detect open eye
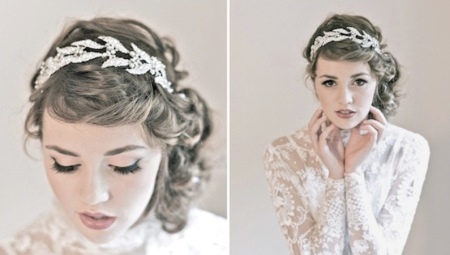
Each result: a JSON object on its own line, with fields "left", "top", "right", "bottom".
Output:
{"left": 111, "top": 160, "right": 141, "bottom": 175}
{"left": 52, "top": 158, "right": 80, "bottom": 173}
{"left": 322, "top": 80, "right": 336, "bottom": 87}
{"left": 354, "top": 79, "right": 367, "bottom": 86}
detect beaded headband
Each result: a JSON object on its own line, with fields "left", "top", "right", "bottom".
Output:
{"left": 309, "top": 26, "right": 381, "bottom": 61}
{"left": 34, "top": 36, "right": 173, "bottom": 93}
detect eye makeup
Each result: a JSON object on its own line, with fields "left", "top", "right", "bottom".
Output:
{"left": 51, "top": 158, "right": 142, "bottom": 175}
{"left": 110, "top": 160, "right": 142, "bottom": 175}
{"left": 52, "top": 157, "right": 80, "bottom": 173}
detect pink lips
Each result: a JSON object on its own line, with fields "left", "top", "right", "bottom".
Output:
{"left": 79, "top": 212, "right": 116, "bottom": 230}
{"left": 335, "top": 109, "right": 356, "bottom": 119}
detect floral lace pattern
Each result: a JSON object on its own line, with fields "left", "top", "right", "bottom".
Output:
{"left": 0, "top": 206, "right": 228, "bottom": 255}
{"left": 264, "top": 124, "right": 429, "bottom": 255}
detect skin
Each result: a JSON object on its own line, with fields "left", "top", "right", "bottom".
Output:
{"left": 41, "top": 111, "right": 162, "bottom": 243}
{"left": 308, "top": 57, "right": 387, "bottom": 179}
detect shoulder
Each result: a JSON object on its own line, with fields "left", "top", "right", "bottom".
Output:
{"left": 266, "top": 127, "right": 311, "bottom": 150}
{"left": 382, "top": 124, "right": 430, "bottom": 179}
{"left": 151, "top": 208, "right": 228, "bottom": 255}
{"left": 385, "top": 123, "right": 430, "bottom": 155}
{"left": 0, "top": 209, "right": 68, "bottom": 255}
{"left": 264, "top": 127, "right": 313, "bottom": 164}
{"left": 185, "top": 208, "right": 227, "bottom": 234}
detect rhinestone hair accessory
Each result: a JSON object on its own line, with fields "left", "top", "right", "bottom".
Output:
{"left": 309, "top": 27, "right": 382, "bottom": 61}
{"left": 34, "top": 36, "right": 173, "bottom": 93}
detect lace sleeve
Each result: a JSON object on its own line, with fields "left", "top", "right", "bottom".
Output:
{"left": 345, "top": 134, "right": 430, "bottom": 255}
{"left": 264, "top": 141, "right": 346, "bottom": 255}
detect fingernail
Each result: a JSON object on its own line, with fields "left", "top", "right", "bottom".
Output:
{"left": 360, "top": 129, "right": 368, "bottom": 135}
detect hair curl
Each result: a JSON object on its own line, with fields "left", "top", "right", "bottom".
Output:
{"left": 25, "top": 17, "right": 212, "bottom": 233}
{"left": 303, "top": 14, "right": 402, "bottom": 118}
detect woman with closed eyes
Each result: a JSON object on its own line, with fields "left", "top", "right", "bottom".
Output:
{"left": 264, "top": 14, "right": 430, "bottom": 254}
{"left": 0, "top": 17, "right": 226, "bottom": 255}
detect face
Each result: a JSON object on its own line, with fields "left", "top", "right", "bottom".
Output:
{"left": 314, "top": 57, "right": 378, "bottom": 129}
{"left": 42, "top": 111, "right": 162, "bottom": 244}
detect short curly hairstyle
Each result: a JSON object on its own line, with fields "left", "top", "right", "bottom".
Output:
{"left": 25, "top": 17, "right": 212, "bottom": 233}
{"left": 303, "top": 14, "right": 402, "bottom": 118}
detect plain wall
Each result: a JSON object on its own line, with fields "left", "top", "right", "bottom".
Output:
{"left": 0, "top": 0, "right": 226, "bottom": 239}
{"left": 231, "top": 0, "right": 450, "bottom": 254}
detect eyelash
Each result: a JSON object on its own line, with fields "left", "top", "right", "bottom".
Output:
{"left": 354, "top": 79, "right": 367, "bottom": 86}
{"left": 321, "top": 79, "right": 367, "bottom": 87}
{"left": 51, "top": 158, "right": 141, "bottom": 175}
{"left": 322, "top": 80, "right": 336, "bottom": 87}
{"left": 52, "top": 159, "right": 80, "bottom": 173}
{"left": 112, "top": 161, "right": 141, "bottom": 175}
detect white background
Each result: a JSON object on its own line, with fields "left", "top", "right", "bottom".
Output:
{"left": 0, "top": 0, "right": 226, "bottom": 239}
{"left": 231, "top": 0, "right": 450, "bottom": 254}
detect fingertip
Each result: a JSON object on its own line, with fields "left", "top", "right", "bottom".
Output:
{"left": 360, "top": 128, "right": 369, "bottom": 135}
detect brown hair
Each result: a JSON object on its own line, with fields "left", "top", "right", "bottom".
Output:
{"left": 304, "top": 14, "right": 401, "bottom": 118}
{"left": 25, "top": 17, "right": 212, "bottom": 233}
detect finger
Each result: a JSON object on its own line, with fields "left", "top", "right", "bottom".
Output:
{"left": 362, "top": 119, "right": 385, "bottom": 142}
{"left": 318, "top": 123, "right": 336, "bottom": 149}
{"left": 359, "top": 124, "right": 378, "bottom": 145}
{"left": 330, "top": 126, "right": 345, "bottom": 156}
{"left": 309, "top": 115, "right": 327, "bottom": 137}
{"left": 370, "top": 106, "right": 387, "bottom": 125}
{"left": 309, "top": 115, "right": 327, "bottom": 151}
{"left": 308, "top": 106, "right": 324, "bottom": 129}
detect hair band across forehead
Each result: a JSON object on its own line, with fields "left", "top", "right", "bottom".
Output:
{"left": 309, "top": 26, "right": 382, "bottom": 61}
{"left": 34, "top": 36, "right": 173, "bottom": 93}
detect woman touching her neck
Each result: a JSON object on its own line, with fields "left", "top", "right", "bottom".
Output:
{"left": 265, "top": 14, "right": 429, "bottom": 255}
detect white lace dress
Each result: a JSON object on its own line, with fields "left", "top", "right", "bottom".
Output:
{"left": 0, "top": 206, "right": 228, "bottom": 255}
{"left": 264, "top": 124, "right": 429, "bottom": 255}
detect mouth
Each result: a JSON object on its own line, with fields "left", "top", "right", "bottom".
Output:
{"left": 335, "top": 109, "right": 356, "bottom": 119}
{"left": 79, "top": 212, "right": 116, "bottom": 230}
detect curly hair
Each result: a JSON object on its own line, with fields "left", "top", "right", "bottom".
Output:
{"left": 303, "top": 14, "right": 402, "bottom": 118}
{"left": 25, "top": 17, "right": 212, "bottom": 233}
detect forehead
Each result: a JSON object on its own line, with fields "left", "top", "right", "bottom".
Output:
{"left": 315, "top": 57, "right": 372, "bottom": 77}
{"left": 42, "top": 111, "right": 150, "bottom": 150}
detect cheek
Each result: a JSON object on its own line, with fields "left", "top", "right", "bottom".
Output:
{"left": 113, "top": 158, "right": 161, "bottom": 210}
{"left": 314, "top": 87, "right": 333, "bottom": 109}
{"left": 359, "top": 85, "right": 377, "bottom": 107}
{"left": 45, "top": 169, "right": 75, "bottom": 206}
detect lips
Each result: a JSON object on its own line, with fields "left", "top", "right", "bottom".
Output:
{"left": 335, "top": 109, "right": 356, "bottom": 119}
{"left": 79, "top": 212, "right": 116, "bottom": 230}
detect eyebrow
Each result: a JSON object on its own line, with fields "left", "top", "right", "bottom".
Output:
{"left": 318, "top": 72, "right": 371, "bottom": 79}
{"left": 45, "top": 145, "right": 147, "bottom": 157}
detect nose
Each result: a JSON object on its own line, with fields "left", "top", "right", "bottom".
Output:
{"left": 80, "top": 165, "right": 110, "bottom": 205}
{"left": 337, "top": 86, "right": 353, "bottom": 105}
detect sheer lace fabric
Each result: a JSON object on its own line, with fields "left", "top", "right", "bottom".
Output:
{"left": 264, "top": 124, "right": 429, "bottom": 255}
{"left": 0, "top": 206, "right": 228, "bottom": 255}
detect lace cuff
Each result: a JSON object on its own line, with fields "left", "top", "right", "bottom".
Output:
{"left": 345, "top": 172, "right": 386, "bottom": 254}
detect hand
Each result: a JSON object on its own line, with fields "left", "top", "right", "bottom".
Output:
{"left": 344, "top": 106, "right": 387, "bottom": 174}
{"left": 308, "top": 107, "right": 345, "bottom": 179}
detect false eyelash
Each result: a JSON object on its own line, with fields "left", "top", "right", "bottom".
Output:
{"left": 112, "top": 160, "right": 142, "bottom": 175}
{"left": 52, "top": 158, "right": 79, "bottom": 173}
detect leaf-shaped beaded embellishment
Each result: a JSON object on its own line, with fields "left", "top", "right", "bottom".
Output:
{"left": 35, "top": 36, "right": 173, "bottom": 93}
{"left": 309, "top": 26, "right": 382, "bottom": 60}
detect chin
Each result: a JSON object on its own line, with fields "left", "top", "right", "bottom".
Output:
{"left": 73, "top": 218, "right": 124, "bottom": 244}
{"left": 330, "top": 116, "right": 364, "bottom": 130}
{"left": 79, "top": 228, "right": 122, "bottom": 244}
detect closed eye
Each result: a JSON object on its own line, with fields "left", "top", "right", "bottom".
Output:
{"left": 111, "top": 160, "right": 141, "bottom": 175}
{"left": 52, "top": 158, "right": 80, "bottom": 173}
{"left": 322, "top": 80, "right": 336, "bottom": 87}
